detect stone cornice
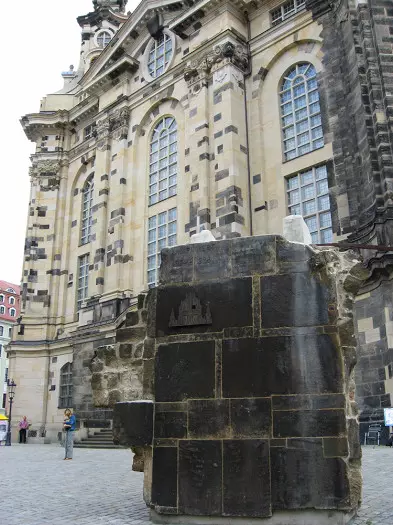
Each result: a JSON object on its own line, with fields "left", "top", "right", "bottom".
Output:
{"left": 21, "top": 110, "right": 70, "bottom": 142}
{"left": 70, "top": 97, "right": 100, "bottom": 125}
{"left": 83, "top": 54, "right": 139, "bottom": 95}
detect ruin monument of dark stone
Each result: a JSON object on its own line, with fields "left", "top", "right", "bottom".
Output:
{"left": 91, "top": 235, "right": 366, "bottom": 525}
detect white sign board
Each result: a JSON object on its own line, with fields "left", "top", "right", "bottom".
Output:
{"left": 0, "top": 422, "right": 8, "bottom": 442}
{"left": 384, "top": 407, "right": 393, "bottom": 426}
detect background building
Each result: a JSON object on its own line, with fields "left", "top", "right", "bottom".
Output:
{"left": 0, "top": 281, "right": 20, "bottom": 415}
{"left": 7, "top": 0, "right": 393, "bottom": 443}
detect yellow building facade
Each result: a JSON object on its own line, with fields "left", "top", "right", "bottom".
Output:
{"left": 8, "top": 0, "right": 393, "bottom": 443}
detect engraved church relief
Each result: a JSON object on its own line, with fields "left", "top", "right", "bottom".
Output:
{"left": 169, "top": 292, "right": 212, "bottom": 328}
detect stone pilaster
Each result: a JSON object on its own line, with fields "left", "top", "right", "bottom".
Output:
{"left": 90, "top": 114, "right": 111, "bottom": 298}
{"left": 184, "top": 63, "right": 211, "bottom": 234}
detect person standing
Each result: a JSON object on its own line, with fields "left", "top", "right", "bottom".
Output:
{"left": 18, "top": 416, "right": 30, "bottom": 443}
{"left": 63, "top": 408, "right": 76, "bottom": 460}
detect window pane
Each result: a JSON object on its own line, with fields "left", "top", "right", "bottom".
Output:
{"left": 318, "top": 195, "right": 330, "bottom": 211}
{"left": 283, "top": 126, "right": 295, "bottom": 139}
{"left": 147, "top": 208, "right": 177, "bottom": 287}
{"left": 317, "top": 179, "right": 328, "bottom": 194}
{"left": 303, "top": 200, "right": 316, "bottom": 215}
{"left": 302, "top": 184, "right": 315, "bottom": 200}
{"left": 287, "top": 177, "right": 299, "bottom": 190}
{"left": 315, "top": 165, "right": 327, "bottom": 180}
{"left": 319, "top": 212, "right": 332, "bottom": 228}
{"left": 305, "top": 216, "right": 318, "bottom": 232}
{"left": 289, "top": 204, "right": 301, "bottom": 215}
{"left": 288, "top": 189, "right": 300, "bottom": 204}
{"left": 321, "top": 228, "right": 333, "bottom": 243}
{"left": 300, "top": 170, "right": 313, "bottom": 185}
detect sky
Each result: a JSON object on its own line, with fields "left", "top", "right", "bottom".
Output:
{"left": 0, "top": 0, "right": 139, "bottom": 286}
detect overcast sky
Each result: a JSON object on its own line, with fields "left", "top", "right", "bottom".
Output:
{"left": 0, "top": 0, "right": 139, "bottom": 285}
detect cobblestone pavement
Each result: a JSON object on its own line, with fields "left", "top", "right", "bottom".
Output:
{"left": 0, "top": 444, "right": 391, "bottom": 525}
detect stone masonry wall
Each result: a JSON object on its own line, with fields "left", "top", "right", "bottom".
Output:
{"left": 92, "top": 236, "right": 367, "bottom": 524}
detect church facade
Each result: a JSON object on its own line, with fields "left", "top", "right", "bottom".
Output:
{"left": 7, "top": 0, "right": 393, "bottom": 442}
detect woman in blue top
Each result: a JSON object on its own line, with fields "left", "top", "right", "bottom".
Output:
{"left": 63, "top": 409, "right": 76, "bottom": 460}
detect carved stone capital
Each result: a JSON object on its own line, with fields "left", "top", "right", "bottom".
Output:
{"left": 184, "top": 41, "right": 249, "bottom": 86}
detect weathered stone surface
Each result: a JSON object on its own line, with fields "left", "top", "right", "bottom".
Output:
{"left": 222, "top": 335, "right": 342, "bottom": 398}
{"left": 230, "top": 398, "right": 272, "bottom": 438}
{"left": 188, "top": 399, "right": 230, "bottom": 438}
{"left": 223, "top": 439, "right": 271, "bottom": 517}
{"left": 271, "top": 445, "right": 351, "bottom": 510}
{"left": 261, "top": 273, "right": 331, "bottom": 328}
{"left": 113, "top": 401, "right": 153, "bottom": 447}
{"left": 151, "top": 447, "right": 177, "bottom": 508}
{"left": 179, "top": 440, "right": 222, "bottom": 516}
{"left": 155, "top": 341, "right": 215, "bottom": 402}
{"left": 154, "top": 411, "right": 187, "bottom": 439}
{"left": 110, "top": 236, "right": 362, "bottom": 523}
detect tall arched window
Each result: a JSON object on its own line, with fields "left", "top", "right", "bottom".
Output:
{"left": 9, "top": 297, "right": 15, "bottom": 305}
{"left": 148, "top": 33, "right": 173, "bottom": 79}
{"left": 149, "top": 117, "right": 177, "bottom": 205}
{"left": 0, "top": 326, "right": 3, "bottom": 336}
{"left": 59, "top": 362, "right": 73, "bottom": 409}
{"left": 81, "top": 177, "right": 94, "bottom": 245}
{"left": 9, "top": 308, "right": 16, "bottom": 317}
{"left": 280, "top": 63, "right": 324, "bottom": 161}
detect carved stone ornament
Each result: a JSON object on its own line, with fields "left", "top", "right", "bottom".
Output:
{"left": 169, "top": 292, "right": 212, "bottom": 328}
{"left": 31, "top": 160, "right": 61, "bottom": 177}
{"left": 96, "top": 115, "right": 110, "bottom": 142}
{"left": 184, "top": 42, "right": 249, "bottom": 85}
{"left": 110, "top": 106, "right": 130, "bottom": 142}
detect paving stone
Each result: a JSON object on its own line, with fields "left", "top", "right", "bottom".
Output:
{"left": 0, "top": 445, "right": 392, "bottom": 524}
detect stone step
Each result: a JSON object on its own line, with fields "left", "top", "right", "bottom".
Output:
{"left": 74, "top": 429, "right": 123, "bottom": 449}
{"left": 80, "top": 439, "right": 115, "bottom": 444}
{"left": 74, "top": 443, "right": 123, "bottom": 449}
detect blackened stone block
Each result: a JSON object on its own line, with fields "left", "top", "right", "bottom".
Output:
{"left": 113, "top": 401, "right": 153, "bottom": 446}
{"left": 155, "top": 341, "right": 215, "bottom": 402}
{"left": 276, "top": 237, "right": 313, "bottom": 273}
{"left": 154, "top": 411, "right": 187, "bottom": 439}
{"left": 188, "top": 400, "right": 230, "bottom": 438}
{"left": 152, "top": 447, "right": 178, "bottom": 508}
{"left": 273, "top": 410, "right": 346, "bottom": 438}
{"left": 231, "top": 236, "right": 276, "bottom": 276}
{"left": 230, "top": 398, "right": 272, "bottom": 438}
{"left": 261, "top": 273, "right": 330, "bottom": 327}
{"left": 272, "top": 394, "right": 345, "bottom": 411}
{"left": 194, "top": 241, "right": 231, "bottom": 281}
{"left": 323, "top": 438, "right": 349, "bottom": 457}
{"left": 179, "top": 440, "right": 222, "bottom": 516}
{"left": 271, "top": 446, "right": 350, "bottom": 510}
{"left": 160, "top": 245, "right": 193, "bottom": 284}
{"left": 222, "top": 335, "right": 342, "bottom": 398}
{"left": 223, "top": 440, "right": 271, "bottom": 517}
{"left": 155, "top": 279, "right": 252, "bottom": 336}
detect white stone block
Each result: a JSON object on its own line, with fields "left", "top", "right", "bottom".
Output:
{"left": 283, "top": 215, "right": 312, "bottom": 245}
{"left": 190, "top": 230, "right": 217, "bottom": 244}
